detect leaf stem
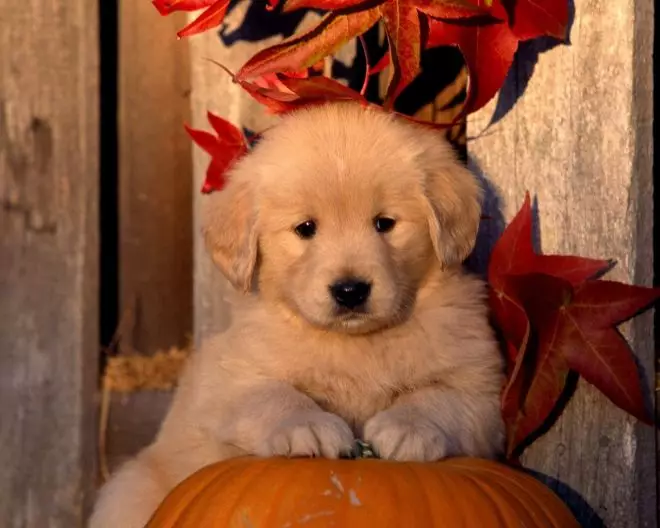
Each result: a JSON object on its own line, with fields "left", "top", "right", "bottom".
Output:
{"left": 358, "top": 35, "right": 371, "bottom": 97}
{"left": 203, "top": 57, "right": 238, "bottom": 82}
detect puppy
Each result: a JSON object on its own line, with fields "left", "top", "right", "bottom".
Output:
{"left": 89, "top": 102, "right": 504, "bottom": 528}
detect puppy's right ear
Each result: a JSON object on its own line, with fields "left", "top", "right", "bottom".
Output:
{"left": 202, "top": 177, "right": 258, "bottom": 293}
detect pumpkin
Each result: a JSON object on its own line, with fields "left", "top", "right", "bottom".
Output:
{"left": 147, "top": 455, "right": 579, "bottom": 527}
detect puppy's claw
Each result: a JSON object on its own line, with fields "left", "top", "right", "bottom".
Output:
{"left": 258, "top": 411, "right": 355, "bottom": 459}
{"left": 364, "top": 409, "right": 450, "bottom": 462}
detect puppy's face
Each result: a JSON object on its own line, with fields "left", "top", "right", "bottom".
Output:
{"left": 203, "top": 104, "right": 482, "bottom": 334}
{"left": 256, "top": 157, "right": 435, "bottom": 333}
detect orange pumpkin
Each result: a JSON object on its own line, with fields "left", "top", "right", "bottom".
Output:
{"left": 147, "top": 456, "right": 579, "bottom": 527}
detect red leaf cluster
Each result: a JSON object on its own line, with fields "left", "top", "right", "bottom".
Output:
{"left": 236, "top": 0, "right": 568, "bottom": 116}
{"left": 185, "top": 112, "right": 249, "bottom": 193}
{"left": 154, "top": 0, "right": 569, "bottom": 119}
{"left": 152, "top": 0, "right": 231, "bottom": 38}
{"left": 491, "top": 194, "right": 658, "bottom": 457}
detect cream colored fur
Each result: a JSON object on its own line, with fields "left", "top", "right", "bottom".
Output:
{"left": 89, "top": 103, "right": 504, "bottom": 528}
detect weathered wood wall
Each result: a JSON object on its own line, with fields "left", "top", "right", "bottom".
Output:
{"left": 0, "top": 1, "right": 99, "bottom": 526}
{"left": 118, "top": 7, "right": 193, "bottom": 357}
{"left": 106, "top": 5, "right": 193, "bottom": 473}
{"left": 467, "top": 0, "right": 655, "bottom": 525}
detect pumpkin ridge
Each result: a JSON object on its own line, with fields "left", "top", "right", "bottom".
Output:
{"left": 460, "top": 462, "right": 576, "bottom": 526}
{"left": 259, "top": 458, "right": 304, "bottom": 527}
{"left": 432, "top": 458, "right": 496, "bottom": 528}
{"left": 408, "top": 463, "right": 439, "bottom": 525}
{"left": 147, "top": 460, "right": 238, "bottom": 526}
{"left": 193, "top": 457, "right": 272, "bottom": 526}
{"left": 229, "top": 458, "right": 291, "bottom": 527}
{"left": 462, "top": 465, "right": 537, "bottom": 526}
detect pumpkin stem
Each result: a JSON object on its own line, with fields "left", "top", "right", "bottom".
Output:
{"left": 344, "top": 440, "right": 379, "bottom": 460}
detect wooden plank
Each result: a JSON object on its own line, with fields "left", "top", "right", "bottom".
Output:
{"left": 467, "top": 0, "right": 655, "bottom": 525}
{"left": 103, "top": 7, "right": 194, "bottom": 477}
{"left": 0, "top": 1, "right": 99, "bottom": 525}
{"left": 118, "top": 7, "right": 193, "bottom": 355}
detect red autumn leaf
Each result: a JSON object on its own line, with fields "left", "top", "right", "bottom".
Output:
{"left": 277, "top": 75, "right": 368, "bottom": 105}
{"left": 558, "top": 280, "right": 659, "bottom": 423}
{"left": 242, "top": 74, "right": 367, "bottom": 113}
{"left": 152, "top": 0, "right": 216, "bottom": 15}
{"left": 283, "top": 0, "right": 478, "bottom": 15}
{"left": 488, "top": 192, "right": 608, "bottom": 361}
{"left": 487, "top": 191, "right": 536, "bottom": 285}
{"left": 212, "top": 59, "right": 368, "bottom": 113}
{"left": 283, "top": 0, "right": 367, "bottom": 9}
{"left": 425, "top": 0, "right": 568, "bottom": 114}
{"left": 500, "top": 0, "right": 568, "bottom": 41}
{"left": 489, "top": 193, "right": 657, "bottom": 457}
{"left": 241, "top": 80, "right": 303, "bottom": 113}
{"left": 502, "top": 273, "right": 660, "bottom": 454}
{"left": 178, "top": 0, "right": 231, "bottom": 38}
{"left": 488, "top": 192, "right": 609, "bottom": 289}
{"left": 378, "top": 0, "right": 422, "bottom": 107}
{"left": 425, "top": 14, "right": 518, "bottom": 117}
{"left": 238, "top": 10, "right": 382, "bottom": 82}
{"left": 185, "top": 112, "right": 248, "bottom": 193}
{"left": 501, "top": 319, "right": 571, "bottom": 457}
{"left": 153, "top": 0, "right": 231, "bottom": 38}
{"left": 501, "top": 273, "right": 658, "bottom": 456}
{"left": 489, "top": 286, "right": 529, "bottom": 362}
{"left": 500, "top": 273, "right": 573, "bottom": 457}
{"left": 370, "top": 52, "right": 391, "bottom": 76}
{"left": 251, "top": 68, "right": 313, "bottom": 93}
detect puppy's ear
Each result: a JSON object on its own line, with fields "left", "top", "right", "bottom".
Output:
{"left": 421, "top": 147, "right": 482, "bottom": 268}
{"left": 202, "top": 177, "right": 258, "bottom": 293}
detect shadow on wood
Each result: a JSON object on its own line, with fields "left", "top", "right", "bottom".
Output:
{"left": 523, "top": 468, "right": 606, "bottom": 528}
{"left": 488, "top": 0, "right": 576, "bottom": 129}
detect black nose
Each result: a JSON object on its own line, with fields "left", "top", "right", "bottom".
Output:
{"left": 329, "top": 279, "right": 372, "bottom": 310}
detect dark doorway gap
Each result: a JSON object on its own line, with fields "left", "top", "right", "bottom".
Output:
{"left": 99, "top": 0, "right": 119, "bottom": 363}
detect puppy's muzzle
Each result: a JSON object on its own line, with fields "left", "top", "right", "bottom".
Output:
{"left": 329, "top": 279, "right": 371, "bottom": 310}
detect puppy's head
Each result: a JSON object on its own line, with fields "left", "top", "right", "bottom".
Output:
{"left": 203, "top": 103, "right": 481, "bottom": 333}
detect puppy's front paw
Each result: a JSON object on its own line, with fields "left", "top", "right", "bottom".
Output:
{"left": 363, "top": 409, "right": 450, "bottom": 462}
{"left": 258, "top": 411, "right": 354, "bottom": 459}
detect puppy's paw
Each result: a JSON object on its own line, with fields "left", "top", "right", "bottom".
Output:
{"left": 363, "top": 409, "right": 450, "bottom": 462}
{"left": 258, "top": 411, "right": 355, "bottom": 459}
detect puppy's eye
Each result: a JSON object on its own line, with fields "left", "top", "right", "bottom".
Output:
{"left": 295, "top": 220, "right": 317, "bottom": 239}
{"left": 374, "top": 216, "right": 396, "bottom": 234}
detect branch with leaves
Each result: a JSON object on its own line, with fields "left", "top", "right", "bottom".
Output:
{"left": 154, "top": 0, "right": 569, "bottom": 118}
{"left": 153, "top": 0, "right": 658, "bottom": 460}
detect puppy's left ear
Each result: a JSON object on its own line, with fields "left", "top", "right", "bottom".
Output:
{"left": 421, "top": 146, "right": 482, "bottom": 268}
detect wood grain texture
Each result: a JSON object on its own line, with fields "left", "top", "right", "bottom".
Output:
{"left": 119, "top": 7, "right": 193, "bottom": 355}
{"left": 0, "top": 1, "right": 99, "bottom": 526}
{"left": 467, "top": 0, "right": 655, "bottom": 525}
{"left": 189, "top": 3, "right": 321, "bottom": 344}
{"left": 105, "top": 8, "right": 193, "bottom": 484}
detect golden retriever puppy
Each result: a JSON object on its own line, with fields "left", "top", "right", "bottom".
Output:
{"left": 89, "top": 102, "right": 504, "bottom": 528}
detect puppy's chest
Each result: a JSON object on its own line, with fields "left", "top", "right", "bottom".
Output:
{"left": 287, "top": 344, "right": 440, "bottom": 429}
{"left": 296, "top": 367, "right": 392, "bottom": 426}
